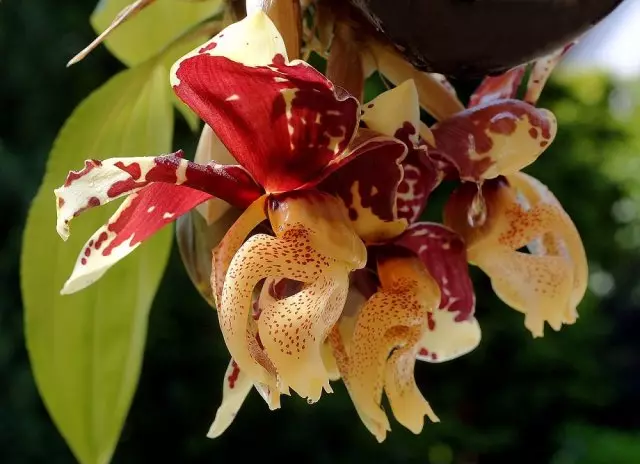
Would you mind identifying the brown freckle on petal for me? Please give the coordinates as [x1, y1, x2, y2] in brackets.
[489, 115, 517, 135]
[198, 42, 217, 53]
[94, 231, 109, 249]
[529, 127, 538, 138]
[540, 141, 549, 147]
[80, 258, 87, 265]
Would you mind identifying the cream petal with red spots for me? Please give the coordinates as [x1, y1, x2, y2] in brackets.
[524, 43, 576, 106]
[445, 175, 587, 337]
[335, 253, 441, 442]
[416, 309, 481, 363]
[207, 359, 252, 439]
[258, 272, 348, 399]
[55, 152, 262, 294]
[211, 195, 268, 308]
[217, 191, 366, 400]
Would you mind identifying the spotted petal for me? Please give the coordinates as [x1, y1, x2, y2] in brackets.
[444, 177, 587, 337]
[61, 183, 210, 294]
[55, 152, 261, 294]
[318, 130, 408, 244]
[359, 81, 441, 223]
[395, 223, 479, 362]
[207, 359, 253, 439]
[339, 253, 441, 442]
[468, 66, 526, 107]
[171, 11, 359, 193]
[217, 192, 366, 399]
[431, 100, 557, 181]
[396, 223, 475, 320]
[55, 151, 261, 240]
[193, 124, 239, 225]
[524, 43, 575, 105]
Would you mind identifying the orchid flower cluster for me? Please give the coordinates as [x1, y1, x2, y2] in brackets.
[54, 11, 587, 442]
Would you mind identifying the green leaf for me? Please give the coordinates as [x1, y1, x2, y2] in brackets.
[91, 0, 223, 67]
[22, 61, 175, 464]
[173, 92, 201, 132]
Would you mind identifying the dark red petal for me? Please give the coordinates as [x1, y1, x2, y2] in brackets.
[397, 145, 441, 223]
[173, 54, 359, 192]
[318, 130, 408, 243]
[395, 222, 475, 321]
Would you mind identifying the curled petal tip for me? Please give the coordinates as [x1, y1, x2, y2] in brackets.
[206, 421, 225, 440]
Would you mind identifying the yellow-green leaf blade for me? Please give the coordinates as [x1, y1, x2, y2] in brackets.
[22, 63, 174, 464]
[92, 0, 223, 67]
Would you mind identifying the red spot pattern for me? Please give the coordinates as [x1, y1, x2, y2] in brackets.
[64, 159, 102, 187]
[417, 348, 438, 361]
[73, 196, 101, 219]
[427, 312, 436, 331]
[431, 99, 554, 181]
[396, 223, 475, 321]
[227, 360, 240, 389]
[94, 232, 109, 249]
[173, 53, 359, 192]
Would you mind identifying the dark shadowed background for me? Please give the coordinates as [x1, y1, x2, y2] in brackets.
[1, 1, 640, 463]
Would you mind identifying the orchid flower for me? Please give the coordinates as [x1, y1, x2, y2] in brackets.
[319, 80, 479, 441]
[429, 45, 588, 337]
[54, 11, 418, 405]
[203, 74, 481, 441]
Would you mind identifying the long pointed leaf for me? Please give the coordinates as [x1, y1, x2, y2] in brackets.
[22, 62, 174, 464]
[91, 0, 223, 66]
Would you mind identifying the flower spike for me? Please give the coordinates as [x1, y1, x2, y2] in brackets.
[445, 176, 587, 336]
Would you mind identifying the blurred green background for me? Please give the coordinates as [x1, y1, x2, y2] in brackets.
[2, 1, 640, 463]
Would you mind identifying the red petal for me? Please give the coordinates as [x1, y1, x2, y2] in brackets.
[173, 54, 359, 193]
[468, 66, 526, 107]
[61, 183, 210, 294]
[56, 151, 262, 239]
[397, 145, 441, 223]
[395, 223, 475, 322]
[318, 130, 408, 243]
[430, 99, 556, 181]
